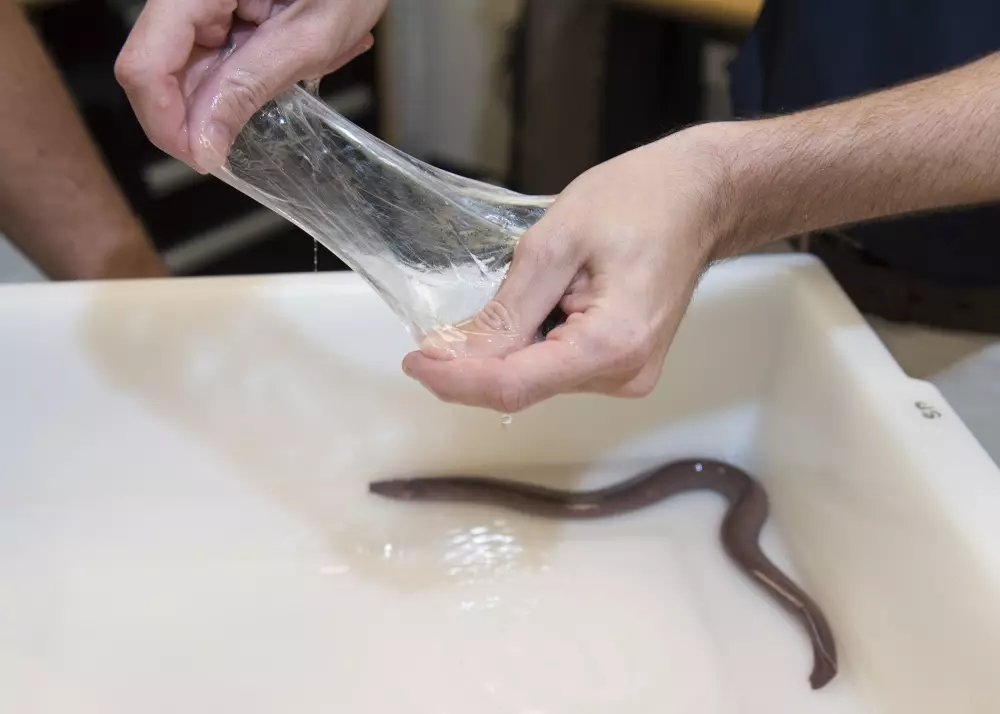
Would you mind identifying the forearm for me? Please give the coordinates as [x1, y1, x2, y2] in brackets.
[702, 49, 1000, 258]
[0, 1, 165, 279]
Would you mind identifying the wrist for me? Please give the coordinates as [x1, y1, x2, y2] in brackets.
[96, 239, 169, 280]
[649, 121, 749, 266]
[62, 223, 167, 281]
[674, 116, 825, 261]
[86, 230, 168, 280]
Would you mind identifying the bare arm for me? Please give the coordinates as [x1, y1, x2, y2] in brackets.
[402, 49, 1000, 413]
[0, 0, 165, 280]
[709, 49, 1000, 258]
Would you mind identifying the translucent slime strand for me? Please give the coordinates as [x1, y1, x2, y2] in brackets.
[211, 85, 557, 345]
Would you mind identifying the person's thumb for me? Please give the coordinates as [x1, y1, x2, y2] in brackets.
[188, 26, 374, 173]
[420, 221, 583, 360]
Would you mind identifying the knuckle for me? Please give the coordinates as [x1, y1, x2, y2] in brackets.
[296, 15, 351, 64]
[488, 374, 529, 414]
[476, 299, 517, 334]
[416, 376, 461, 406]
[597, 319, 655, 374]
[304, 36, 336, 67]
[113, 49, 145, 89]
[235, 0, 269, 24]
[621, 319, 656, 365]
[618, 372, 659, 399]
[515, 228, 564, 269]
[433, 389, 462, 406]
[218, 70, 271, 122]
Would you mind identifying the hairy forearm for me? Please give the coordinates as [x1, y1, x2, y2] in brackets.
[0, 1, 165, 279]
[703, 49, 1000, 258]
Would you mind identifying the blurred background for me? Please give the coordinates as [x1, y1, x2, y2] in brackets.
[0, 0, 760, 282]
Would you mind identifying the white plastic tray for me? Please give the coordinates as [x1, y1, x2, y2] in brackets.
[2, 253, 999, 713]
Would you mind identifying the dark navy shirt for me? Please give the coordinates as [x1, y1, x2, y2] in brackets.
[728, 0, 1000, 286]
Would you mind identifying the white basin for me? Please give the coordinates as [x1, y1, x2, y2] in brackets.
[2, 253, 999, 713]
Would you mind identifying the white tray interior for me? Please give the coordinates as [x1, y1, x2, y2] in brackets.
[2, 253, 1000, 713]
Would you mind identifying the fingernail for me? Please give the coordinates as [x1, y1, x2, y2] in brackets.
[196, 120, 233, 172]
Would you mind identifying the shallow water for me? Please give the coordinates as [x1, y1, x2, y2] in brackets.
[0, 460, 875, 714]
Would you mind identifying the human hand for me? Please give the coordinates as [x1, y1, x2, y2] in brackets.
[401, 125, 738, 413]
[114, 0, 386, 173]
